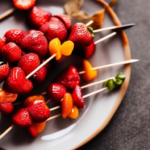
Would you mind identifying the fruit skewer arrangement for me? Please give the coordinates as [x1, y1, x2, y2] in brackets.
[0, 72, 125, 139]
[0, 58, 138, 115]
[0, 2, 137, 142]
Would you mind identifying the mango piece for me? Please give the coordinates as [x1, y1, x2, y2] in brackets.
[68, 105, 79, 119]
[61, 93, 73, 118]
[49, 38, 61, 60]
[83, 60, 97, 81]
[60, 41, 74, 56]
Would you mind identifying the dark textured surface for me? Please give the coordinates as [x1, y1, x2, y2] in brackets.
[78, 1, 149, 150]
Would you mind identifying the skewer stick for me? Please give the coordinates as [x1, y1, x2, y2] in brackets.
[26, 54, 56, 79]
[93, 25, 121, 33]
[94, 32, 116, 45]
[79, 59, 139, 74]
[81, 77, 114, 89]
[86, 20, 93, 26]
[0, 86, 108, 139]
[0, 125, 14, 140]
[0, 8, 16, 20]
[93, 23, 135, 33]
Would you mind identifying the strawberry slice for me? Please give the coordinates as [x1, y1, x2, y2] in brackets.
[13, 0, 36, 10]
[72, 85, 85, 108]
[0, 103, 14, 114]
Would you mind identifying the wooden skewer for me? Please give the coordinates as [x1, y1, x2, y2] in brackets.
[0, 8, 16, 20]
[93, 23, 135, 33]
[94, 32, 116, 45]
[86, 20, 93, 26]
[26, 54, 56, 79]
[0, 86, 108, 140]
[79, 59, 139, 74]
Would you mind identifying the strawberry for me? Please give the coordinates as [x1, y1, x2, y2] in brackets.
[0, 37, 5, 53]
[3, 67, 26, 94]
[83, 41, 95, 58]
[54, 14, 71, 30]
[31, 65, 48, 85]
[28, 121, 46, 137]
[28, 6, 51, 29]
[1, 42, 22, 63]
[4, 29, 26, 45]
[39, 17, 67, 42]
[0, 62, 10, 83]
[47, 83, 67, 102]
[68, 23, 93, 48]
[72, 85, 85, 108]
[27, 29, 37, 35]
[18, 79, 33, 96]
[0, 102, 14, 114]
[18, 53, 40, 75]
[12, 108, 33, 128]
[13, 0, 36, 10]
[20, 31, 48, 59]
[26, 100, 50, 122]
[56, 66, 80, 91]
[0, 88, 18, 103]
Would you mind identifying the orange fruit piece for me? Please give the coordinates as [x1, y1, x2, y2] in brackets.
[24, 95, 45, 107]
[0, 88, 18, 103]
[49, 38, 61, 60]
[60, 41, 74, 56]
[82, 60, 97, 81]
[61, 93, 73, 118]
[28, 121, 46, 137]
[68, 105, 79, 119]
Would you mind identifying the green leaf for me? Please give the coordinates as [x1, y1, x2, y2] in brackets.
[114, 79, 123, 85]
[118, 75, 125, 80]
[103, 80, 108, 86]
[107, 80, 115, 91]
[0, 61, 4, 65]
[88, 26, 94, 38]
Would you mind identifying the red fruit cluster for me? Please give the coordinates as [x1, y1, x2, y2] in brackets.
[12, 96, 50, 129]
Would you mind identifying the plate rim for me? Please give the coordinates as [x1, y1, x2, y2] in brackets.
[74, 0, 131, 149]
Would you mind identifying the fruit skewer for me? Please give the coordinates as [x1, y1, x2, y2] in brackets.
[0, 75, 114, 115]
[0, 73, 125, 139]
[25, 32, 117, 80]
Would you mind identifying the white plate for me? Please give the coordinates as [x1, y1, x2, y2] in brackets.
[0, 0, 131, 150]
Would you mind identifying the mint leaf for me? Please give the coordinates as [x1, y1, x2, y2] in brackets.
[88, 27, 94, 38]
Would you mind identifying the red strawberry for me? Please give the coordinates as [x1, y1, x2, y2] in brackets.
[27, 29, 37, 35]
[68, 23, 93, 48]
[39, 17, 67, 42]
[0, 38, 5, 53]
[54, 14, 71, 30]
[20, 31, 48, 59]
[0, 102, 14, 114]
[1, 42, 22, 63]
[13, 0, 36, 10]
[12, 108, 33, 128]
[3, 67, 26, 94]
[18, 79, 33, 96]
[72, 85, 85, 108]
[56, 66, 80, 91]
[18, 53, 40, 75]
[26, 100, 50, 122]
[83, 41, 95, 58]
[28, 6, 51, 29]
[4, 29, 26, 45]
[47, 83, 67, 102]
[0, 63, 10, 83]
[31, 66, 48, 85]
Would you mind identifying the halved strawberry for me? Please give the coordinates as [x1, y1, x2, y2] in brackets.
[72, 85, 85, 108]
[13, 0, 36, 10]
[0, 88, 18, 103]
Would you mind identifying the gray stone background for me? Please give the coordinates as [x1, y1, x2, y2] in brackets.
[78, 0, 150, 150]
